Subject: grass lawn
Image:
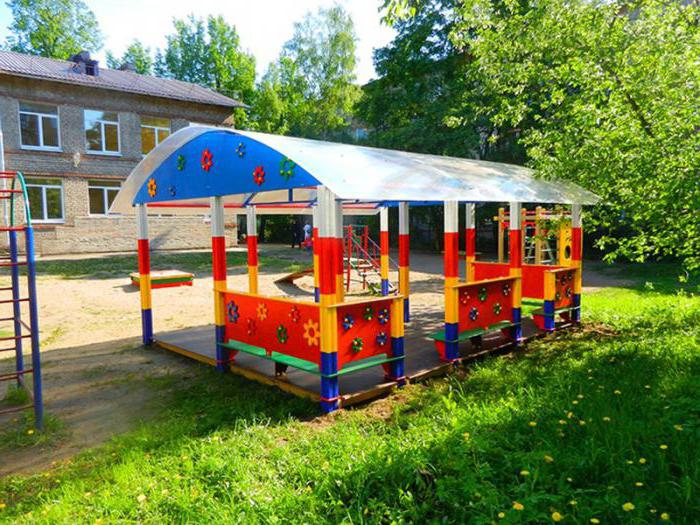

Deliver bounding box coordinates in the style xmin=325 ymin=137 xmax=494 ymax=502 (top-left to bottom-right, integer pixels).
xmin=0 ymin=264 xmax=698 ymax=523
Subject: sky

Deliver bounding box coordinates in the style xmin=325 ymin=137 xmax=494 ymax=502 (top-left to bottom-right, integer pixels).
xmin=0 ymin=0 xmax=395 ymax=84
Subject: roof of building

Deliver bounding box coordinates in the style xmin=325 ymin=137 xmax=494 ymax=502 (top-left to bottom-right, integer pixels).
xmin=110 ymin=126 xmax=600 ymax=215
xmin=0 ymin=50 xmax=244 ymax=109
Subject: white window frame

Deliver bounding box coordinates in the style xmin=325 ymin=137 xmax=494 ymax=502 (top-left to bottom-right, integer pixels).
xmin=88 ymin=181 xmax=121 ymax=216
xmin=84 ymin=109 xmax=121 ymax=156
xmin=18 ymin=102 xmax=61 ymax=152
xmin=25 ymin=179 xmax=65 ymax=223
xmin=141 ymin=117 xmax=171 ymax=156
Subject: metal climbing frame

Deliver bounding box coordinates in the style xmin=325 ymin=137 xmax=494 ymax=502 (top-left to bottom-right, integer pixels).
xmin=344 ymin=224 xmax=397 ymax=293
xmin=0 ymin=170 xmax=43 ymax=430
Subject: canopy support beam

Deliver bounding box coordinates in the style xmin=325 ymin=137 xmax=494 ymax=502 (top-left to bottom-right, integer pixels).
xmin=443 ymin=200 xmax=460 ymax=362
xmin=465 ymin=203 xmax=476 ymax=283
xmin=247 ymin=206 xmax=258 ymax=294
xmin=380 ymin=207 xmax=389 ymax=296
xmin=137 ymin=204 xmax=153 ymax=346
xmin=211 ymin=196 xmax=228 ymax=371
xmin=509 ymin=202 xmax=523 ymax=342
xmin=572 ymin=204 xmax=583 ymax=323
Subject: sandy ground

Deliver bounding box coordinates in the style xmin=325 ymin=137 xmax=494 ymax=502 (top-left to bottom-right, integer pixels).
xmin=0 ymin=247 xmax=630 ymax=476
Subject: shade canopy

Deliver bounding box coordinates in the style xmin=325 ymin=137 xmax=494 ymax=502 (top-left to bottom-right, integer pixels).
xmin=110 ymin=126 xmax=599 ymax=215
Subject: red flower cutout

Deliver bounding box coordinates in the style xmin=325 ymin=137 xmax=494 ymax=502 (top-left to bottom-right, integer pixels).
xmin=253 ymin=165 xmax=265 ymax=186
xmin=201 ymin=148 xmax=213 ymax=171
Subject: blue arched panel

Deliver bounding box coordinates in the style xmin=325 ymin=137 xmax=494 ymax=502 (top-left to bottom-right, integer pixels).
xmin=133 ymin=130 xmax=320 ymax=204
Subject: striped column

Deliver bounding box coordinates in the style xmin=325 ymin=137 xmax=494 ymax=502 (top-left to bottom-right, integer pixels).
xmin=317 ymin=187 xmax=339 ymax=412
xmin=335 ymin=200 xmax=345 ymax=302
xmin=211 ymin=197 xmax=229 ymax=371
xmin=389 ymin=298 xmax=406 ymax=384
xmin=379 ymin=207 xmax=390 ymax=296
xmin=246 ymin=206 xmax=258 ymax=294
xmin=465 ymin=203 xmax=476 ymax=282
xmin=571 ymin=204 xmax=583 ymax=323
xmin=312 ymin=205 xmax=320 ymax=303
xmin=509 ymin=202 xmax=523 ymax=342
xmin=137 ymin=204 xmax=153 ymax=346
xmin=25 ymin=224 xmax=43 ymax=430
xmin=443 ymin=200 xmax=460 ymax=361
xmin=398 ymin=202 xmax=410 ymax=321
xmin=542 ymin=271 xmax=556 ymax=332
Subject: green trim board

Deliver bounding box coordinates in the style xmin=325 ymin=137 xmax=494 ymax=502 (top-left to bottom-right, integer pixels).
xmin=429 ymin=320 xmax=516 ymax=343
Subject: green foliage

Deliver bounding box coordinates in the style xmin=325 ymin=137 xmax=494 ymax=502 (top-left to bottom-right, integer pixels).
xmin=155 ymin=15 xmax=256 ymax=123
xmin=0 ymin=265 xmax=698 ymax=522
xmin=250 ymin=5 xmax=360 ymax=140
xmin=105 ymin=40 xmax=154 ymax=75
xmin=2 ymin=384 xmax=30 ymax=406
xmin=383 ymin=0 xmax=700 ymax=272
xmin=4 ymin=0 xmax=103 ymax=58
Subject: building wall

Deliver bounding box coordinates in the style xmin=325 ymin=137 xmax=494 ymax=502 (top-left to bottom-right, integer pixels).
xmin=0 ymin=75 xmax=239 ymax=253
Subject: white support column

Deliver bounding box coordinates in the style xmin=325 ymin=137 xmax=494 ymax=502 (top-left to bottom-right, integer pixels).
xmin=465 ymin=203 xmax=476 ymax=282
xmin=398 ymin=202 xmax=410 ymax=320
xmin=245 ymin=205 xmax=258 ymax=294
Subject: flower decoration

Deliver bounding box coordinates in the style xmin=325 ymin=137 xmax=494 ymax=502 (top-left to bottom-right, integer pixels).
xmin=469 ymin=307 xmax=479 ymax=321
xmin=177 ymin=154 xmax=185 ymax=171
xmin=460 ymin=291 xmax=470 ymax=305
xmin=246 ymin=318 xmax=256 ymax=336
xmin=227 ymin=300 xmax=240 ymax=323
xmin=363 ymin=306 xmax=374 ymax=321
xmin=289 ymin=305 xmax=301 ymax=323
xmin=493 ymin=302 xmax=502 ymax=315
xmin=342 ymin=314 xmax=354 ymax=331
xmin=351 ymin=337 xmax=364 ymax=353
xmin=560 ymin=275 xmax=568 ymax=286
xmin=256 ymin=302 xmax=268 ymax=321
xmin=377 ymin=308 xmax=389 ymax=325
xmin=236 ymin=142 xmax=246 ymax=158
xmin=478 ymin=287 xmax=488 ymax=302
xmin=376 ymin=331 xmax=387 ymax=347
xmin=502 ymin=283 xmax=511 ymax=296
xmin=201 ymin=148 xmax=213 ymax=171
xmin=147 ymin=178 xmax=157 ymax=198
xmin=303 ymin=319 xmax=320 ymax=346
xmin=279 ymin=157 xmax=296 ymax=180
xmin=276 ymin=325 xmax=289 ymax=344
xmin=253 ymin=165 xmax=265 ymax=186
xmin=565 ymin=287 xmax=572 ymax=298
xmin=168 ymin=184 xmax=176 ymax=197
xmin=555 ymin=291 xmax=562 ymax=301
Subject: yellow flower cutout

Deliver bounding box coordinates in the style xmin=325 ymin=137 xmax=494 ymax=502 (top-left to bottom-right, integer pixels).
xmin=256 ymin=302 xmax=268 ymax=321
xmin=303 ymin=319 xmax=320 ymax=346
xmin=622 ymin=502 xmax=635 ymax=512
xmin=147 ymin=177 xmax=157 ymax=198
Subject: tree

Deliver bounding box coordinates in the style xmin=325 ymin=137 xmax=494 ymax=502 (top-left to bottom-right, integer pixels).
xmin=4 ymin=0 xmax=103 ymax=59
xmin=250 ymin=5 xmax=360 ymax=140
xmin=106 ymin=40 xmax=153 ymax=74
xmin=156 ymin=14 xmax=256 ymax=122
xmin=384 ymin=0 xmax=700 ymax=272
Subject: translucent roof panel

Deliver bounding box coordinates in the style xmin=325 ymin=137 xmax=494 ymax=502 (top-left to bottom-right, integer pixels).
xmin=110 ymin=126 xmax=599 ymax=214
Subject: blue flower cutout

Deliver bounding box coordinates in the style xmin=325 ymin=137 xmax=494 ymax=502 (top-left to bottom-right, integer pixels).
xmin=227 ymin=300 xmax=240 ymax=323
xmin=342 ymin=314 xmax=354 ymax=331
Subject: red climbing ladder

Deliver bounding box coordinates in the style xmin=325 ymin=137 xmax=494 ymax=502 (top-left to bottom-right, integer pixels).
xmin=344 ymin=225 xmax=397 ymax=293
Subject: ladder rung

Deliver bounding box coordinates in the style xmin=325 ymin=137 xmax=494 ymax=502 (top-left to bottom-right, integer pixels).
xmin=0 ymin=287 xmax=14 ymax=291
xmin=0 ymin=226 xmax=27 ymax=231
xmin=0 ymin=316 xmax=16 ymax=322
xmin=0 ymin=347 xmax=17 ymax=352
xmin=0 ymin=189 xmax=22 ymax=193
xmin=0 ymin=403 xmax=32 ymax=416
xmin=0 ymin=334 xmax=30 ymax=341
xmin=0 ymin=261 xmax=27 ymax=267
xmin=0 ymin=369 xmax=32 ymax=382
xmin=0 ymin=297 xmax=29 ymax=304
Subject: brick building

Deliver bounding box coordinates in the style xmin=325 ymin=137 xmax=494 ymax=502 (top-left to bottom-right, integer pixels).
xmin=0 ymin=50 xmax=242 ymax=254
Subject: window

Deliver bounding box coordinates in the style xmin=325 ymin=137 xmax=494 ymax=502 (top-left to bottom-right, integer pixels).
xmin=141 ymin=116 xmax=170 ymax=154
xmin=88 ymin=180 xmax=121 ymax=215
xmin=25 ymin=178 xmax=64 ymax=222
xmin=84 ymin=110 xmax=120 ymax=154
xmin=19 ymin=102 xmax=60 ymax=150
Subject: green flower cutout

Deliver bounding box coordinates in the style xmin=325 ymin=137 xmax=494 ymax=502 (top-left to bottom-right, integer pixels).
xmin=280 ymin=157 xmax=296 ymax=180
xmin=493 ymin=302 xmax=502 ymax=315
xmin=351 ymin=337 xmax=363 ymax=353
xmin=177 ymin=154 xmax=185 ymax=171
xmin=478 ymin=287 xmax=488 ymax=302
xmin=276 ymin=325 xmax=289 ymax=344
xmin=363 ymin=306 xmax=374 ymax=321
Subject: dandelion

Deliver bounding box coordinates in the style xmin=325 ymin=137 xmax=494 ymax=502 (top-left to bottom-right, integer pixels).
xmin=635 ymin=482 xmax=644 ymax=487
xmin=572 ymin=400 xmax=579 ymax=405
xmin=644 ymin=384 xmax=651 ymax=389
xmin=661 ymin=512 xmax=670 ymax=521
xmin=137 ymin=494 xmax=147 ymax=504
xmin=579 ymin=420 xmax=586 ymax=426
xmin=27 ymin=429 xmax=34 ymax=435
xmin=513 ymin=502 xmax=524 ymax=511
xmin=614 ymin=390 xmax=621 ymax=395
xmin=0 ymin=503 xmax=5 ymax=510
xmin=566 ymin=477 xmax=573 ymax=482
xmin=463 ymin=432 xmax=471 ymax=441
xmin=673 ymin=424 xmax=683 ymax=431
xmin=626 ymin=460 xmax=634 ymax=464
xmin=559 ymin=419 xmax=567 ymax=425
xmin=622 ymin=502 xmax=635 ymax=512
xmin=660 ymin=444 xmax=668 ymax=450
xmin=498 ymin=512 xmax=506 ymax=518
xmin=84 ymin=491 xmax=92 ymax=497
xmin=577 ymin=394 xmax=584 ymax=399
xmin=529 ymin=421 xmax=537 ymax=427
xmin=569 ymin=500 xmax=577 ymax=506
xmin=567 ymin=411 xmax=574 ymax=419
xmin=650 ymin=509 xmax=657 ymax=514
xmin=161 ymin=489 xmax=169 ymax=496
xmin=520 ymin=470 xmax=530 ymax=476
xmin=590 ymin=519 xmax=600 ymax=524
xmin=544 ymin=455 xmax=554 ymax=463
xmin=639 ymin=458 xmax=647 ymax=464
xmin=603 ymin=416 xmax=611 ymax=422
xmin=552 ymin=511 xmax=563 ymax=522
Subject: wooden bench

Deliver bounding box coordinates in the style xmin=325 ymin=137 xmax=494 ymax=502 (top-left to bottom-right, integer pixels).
xmin=429 ymin=320 xmax=516 ymax=359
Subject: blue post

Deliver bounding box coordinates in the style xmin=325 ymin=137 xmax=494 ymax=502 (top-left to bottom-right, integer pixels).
xmin=444 ymin=322 xmax=460 ymax=361
xmin=511 ymin=307 xmax=523 ymax=343
xmin=25 ymin=226 xmax=43 ymax=430
xmin=572 ymin=294 xmax=581 ymax=323
xmin=9 ymin=229 xmax=24 ymax=386
xmin=389 ymin=336 xmax=406 ymax=386
xmin=320 ymin=352 xmax=339 ymax=413
xmin=543 ymin=300 xmax=556 ymax=332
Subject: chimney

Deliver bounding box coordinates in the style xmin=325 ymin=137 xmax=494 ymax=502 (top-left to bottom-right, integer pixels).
xmin=69 ymin=50 xmax=100 ymax=77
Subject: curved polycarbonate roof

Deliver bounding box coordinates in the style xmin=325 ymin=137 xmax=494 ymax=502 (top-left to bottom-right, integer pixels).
xmin=110 ymin=126 xmax=599 ymax=214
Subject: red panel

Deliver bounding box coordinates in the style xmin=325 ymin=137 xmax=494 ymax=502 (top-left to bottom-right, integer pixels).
xmin=473 ymin=261 xmax=510 ymax=280
xmin=211 ymin=236 xmax=227 ymax=281
xmin=380 ymin=231 xmax=389 ymax=256
xmin=335 ymin=237 xmax=344 ymax=278
xmin=457 ymin=278 xmax=515 ymax=333
xmin=522 ymin=264 xmax=564 ymax=299
xmin=137 ymin=239 xmax=150 ymax=274
xmin=465 ymin=228 xmax=476 ymax=257
xmin=247 ymin=235 xmax=258 ymax=267
xmin=317 ymin=237 xmax=335 ymax=295
xmin=572 ymin=227 xmax=582 ymax=261
xmin=312 ymin=227 xmax=319 ymax=254
xmin=553 ymin=269 xmax=576 ymax=309
xmin=398 ymin=234 xmax=409 ymax=266
xmin=509 ymin=229 xmax=522 ymax=268
xmin=336 ymin=298 xmax=394 ymax=368
xmin=223 ymin=293 xmax=321 ymax=364
xmin=444 ymin=232 xmax=459 ymax=278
